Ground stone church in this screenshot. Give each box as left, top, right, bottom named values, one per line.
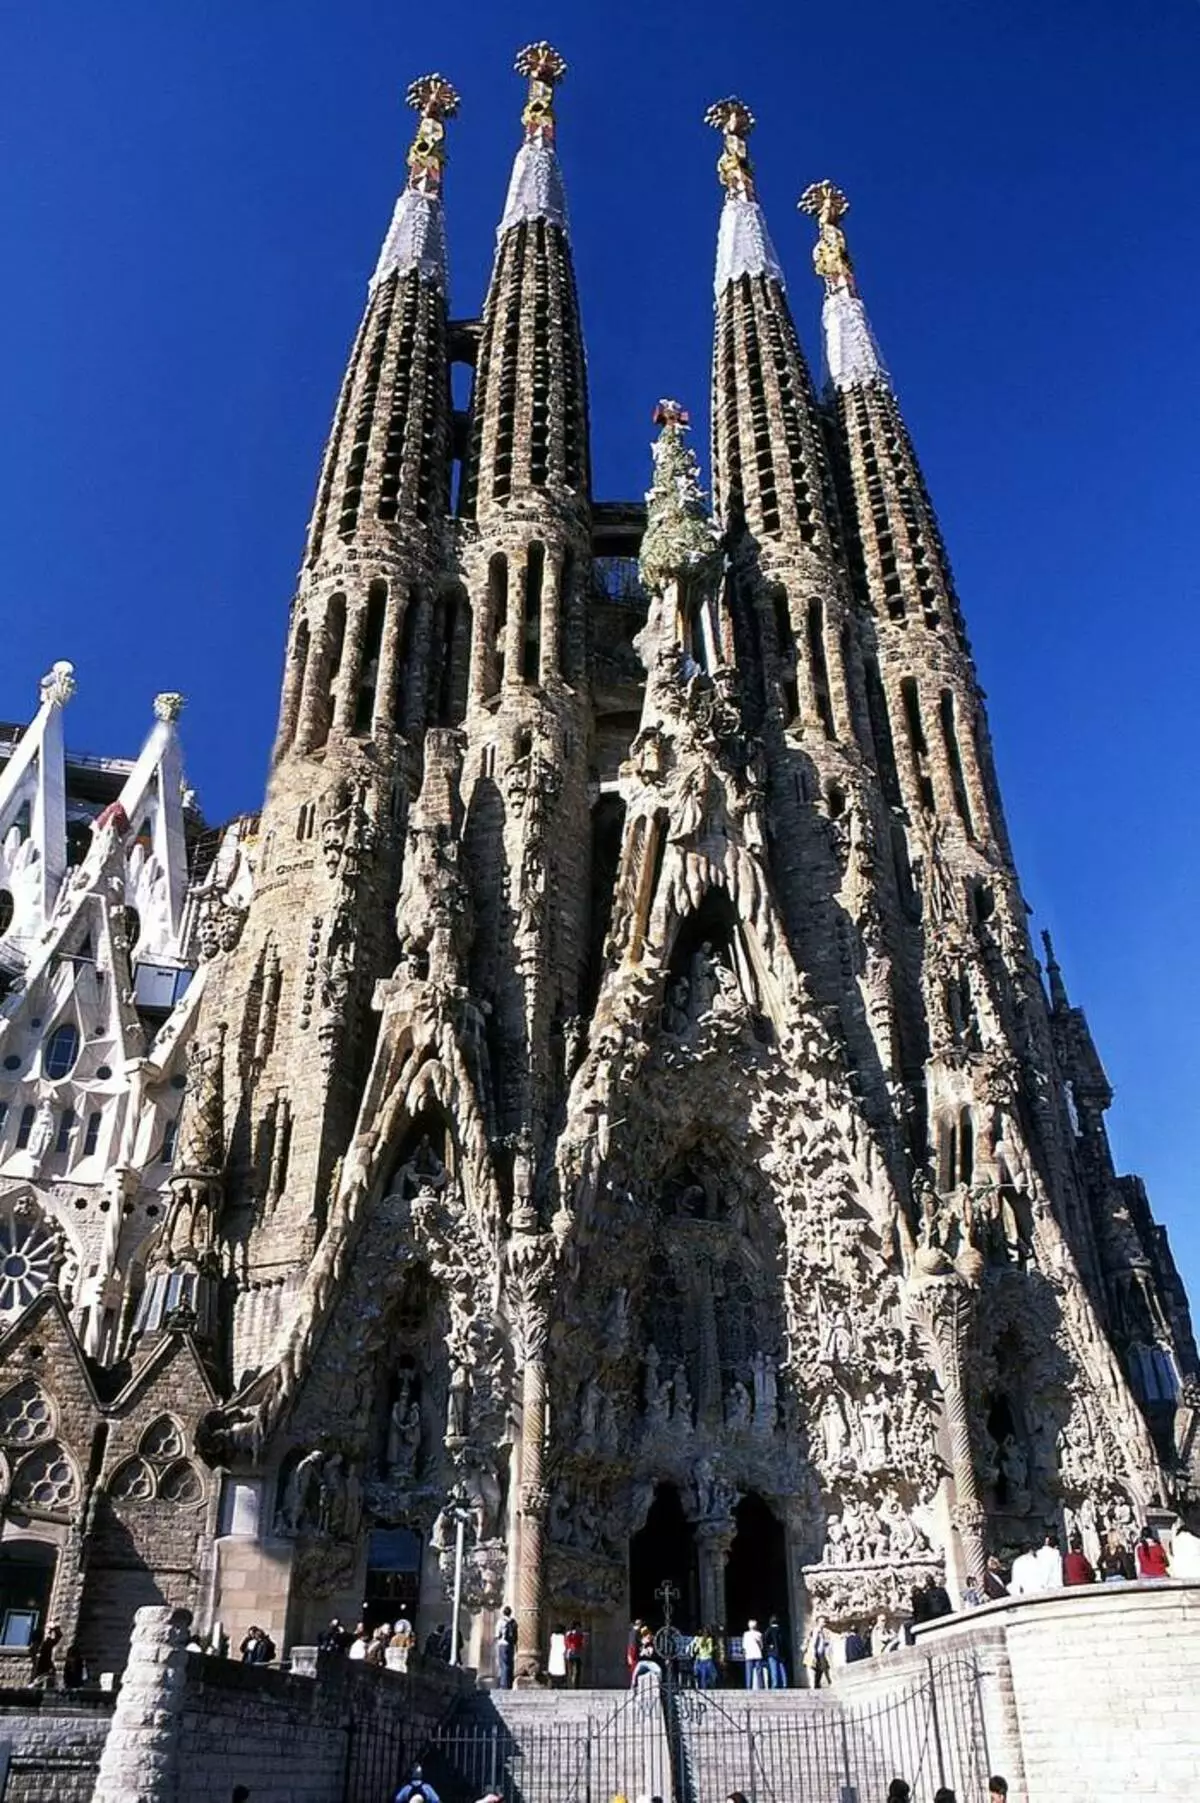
left=0, top=46, right=1196, bottom=1682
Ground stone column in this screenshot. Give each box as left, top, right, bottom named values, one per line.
left=510, top=1231, right=553, bottom=1684
left=695, top=1519, right=735, bottom=1630
left=906, top=1257, right=986, bottom=1589
left=91, top=1605, right=192, bottom=1803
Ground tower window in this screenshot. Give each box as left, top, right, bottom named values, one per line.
left=773, top=591, right=799, bottom=724
left=486, top=554, right=508, bottom=699
left=159, top=1116, right=180, bottom=1165
left=900, top=677, right=935, bottom=812
left=522, top=543, right=544, bottom=684
left=55, top=1110, right=76, bottom=1156
left=559, top=550, right=576, bottom=681
left=806, top=598, right=836, bottom=739
left=0, top=1101, right=7, bottom=1138
left=16, top=1105, right=35, bottom=1150
left=0, top=890, right=13, bottom=936
left=44, top=1024, right=81, bottom=1081
left=939, top=689, right=975, bottom=836
left=83, top=1110, right=103, bottom=1157
left=353, top=580, right=388, bottom=735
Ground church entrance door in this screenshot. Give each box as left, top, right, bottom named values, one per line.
left=724, top=1494, right=790, bottom=1668
left=629, top=1483, right=699, bottom=1629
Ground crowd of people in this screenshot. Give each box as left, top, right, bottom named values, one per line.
left=969, top=1514, right=1200, bottom=1603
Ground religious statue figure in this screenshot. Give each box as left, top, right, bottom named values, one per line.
left=26, top=1100, right=56, bottom=1165
left=276, top=1448, right=324, bottom=1537
left=858, top=1391, right=890, bottom=1470
left=579, top=1378, right=603, bottom=1449
left=447, top=1361, right=471, bottom=1440
left=1000, top=1433, right=1032, bottom=1513
left=663, top=977, right=691, bottom=1037
left=689, top=943, right=720, bottom=1019
left=726, top=1379, right=752, bottom=1430
left=751, top=1353, right=778, bottom=1431
left=671, top=1361, right=693, bottom=1428
left=643, top=1344, right=670, bottom=1425
left=386, top=1399, right=422, bottom=1477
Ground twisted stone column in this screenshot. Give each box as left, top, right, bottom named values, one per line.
left=510, top=1230, right=553, bottom=1684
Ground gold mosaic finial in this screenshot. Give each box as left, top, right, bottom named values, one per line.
left=652, top=399, right=691, bottom=431
left=404, top=73, right=460, bottom=198
left=516, top=42, right=567, bottom=145
left=799, top=180, right=855, bottom=293
left=704, top=97, right=757, bottom=200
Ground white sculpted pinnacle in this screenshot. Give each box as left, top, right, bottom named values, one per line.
left=39, top=660, right=76, bottom=708
left=498, top=143, right=569, bottom=238
left=822, top=287, right=889, bottom=391
left=714, top=194, right=785, bottom=298
left=371, top=189, right=449, bottom=293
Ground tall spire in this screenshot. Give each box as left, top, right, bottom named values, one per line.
left=463, top=41, right=589, bottom=515
left=498, top=41, right=569, bottom=235
left=371, top=73, right=460, bottom=293
left=798, top=180, right=887, bottom=390
left=705, top=98, right=784, bottom=296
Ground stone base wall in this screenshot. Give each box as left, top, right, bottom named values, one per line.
left=906, top=1577, right=1200, bottom=1802
left=0, top=1693, right=114, bottom=1803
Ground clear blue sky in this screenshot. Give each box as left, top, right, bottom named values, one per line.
left=2, top=3, right=1197, bottom=1303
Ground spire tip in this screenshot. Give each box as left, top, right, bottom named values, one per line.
left=515, top=42, right=566, bottom=144
left=704, top=97, right=757, bottom=199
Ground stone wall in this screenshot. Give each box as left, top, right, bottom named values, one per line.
left=88, top=1603, right=471, bottom=1803
left=0, top=1693, right=114, bottom=1803
left=908, top=1578, right=1200, bottom=1802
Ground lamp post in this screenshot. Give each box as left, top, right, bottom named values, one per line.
left=448, top=1504, right=472, bottom=1667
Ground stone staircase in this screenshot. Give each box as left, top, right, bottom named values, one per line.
left=667, top=1687, right=903, bottom=1803
left=434, top=1683, right=671, bottom=1803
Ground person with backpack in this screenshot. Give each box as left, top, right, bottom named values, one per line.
left=495, top=1605, right=517, bottom=1689
left=394, top=1766, right=441, bottom=1803
left=564, top=1620, right=585, bottom=1688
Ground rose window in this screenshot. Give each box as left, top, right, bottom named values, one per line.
left=10, top=1443, right=78, bottom=1512
left=139, top=1416, right=185, bottom=1462
left=0, top=1213, right=59, bottom=1316
left=0, top=1378, right=54, bottom=1445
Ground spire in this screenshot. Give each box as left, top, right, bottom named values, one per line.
left=371, top=73, right=459, bottom=293
left=799, top=180, right=887, bottom=390
left=639, top=401, right=721, bottom=594
left=499, top=42, right=569, bottom=235
left=1042, top=929, right=1071, bottom=1012
left=463, top=42, right=589, bottom=515
left=705, top=98, right=784, bottom=297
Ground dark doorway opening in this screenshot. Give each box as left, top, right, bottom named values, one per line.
left=0, top=1540, right=57, bottom=1648
left=724, top=1493, right=789, bottom=1653
left=363, top=1526, right=422, bottom=1635
left=629, top=1483, right=699, bottom=1630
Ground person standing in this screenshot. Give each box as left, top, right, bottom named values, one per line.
left=1032, top=1532, right=1063, bottom=1590
left=1135, top=1526, right=1169, bottom=1579
left=1099, top=1532, right=1134, bottom=1581
left=495, top=1607, right=516, bottom=1689
left=564, top=1620, right=585, bottom=1688
left=802, top=1615, right=830, bottom=1689
left=764, top=1614, right=788, bottom=1689
left=983, top=1556, right=1008, bottom=1600
left=388, top=1618, right=415, bottom=1672
left=692, top=1626, right=718, bottom=1690
left=1008, top=1542, right=1041, bottom=1597
left=741, top=1618, right=765, bottom=1689
left=547, top=1624, right=568, bottom=1688
left=1169, top=1515, right=1200, bottom=1578
left=869, top=1613, right=890, bottom=1657
left=626, top=1619, right=645, bottom=1679
left=30, top=1623, right=62, bottom=1690
left=988, top=1778, right=1008, bottom=1803
left=1063, top=1533, right=1095, bottom=1585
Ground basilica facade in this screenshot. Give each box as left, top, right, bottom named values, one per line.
left=0, top=48, right=1196, bottom=1682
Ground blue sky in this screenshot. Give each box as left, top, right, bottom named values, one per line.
left=2, top=3, right=1198, bottom=1303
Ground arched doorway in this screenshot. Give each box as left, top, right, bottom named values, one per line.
left=629, top=1484, right=699, bottom=1629
left=363, top=1526, right=422, bottom=1634
left=724, top=1494, right=789, bottom=1656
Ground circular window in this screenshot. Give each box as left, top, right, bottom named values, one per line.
left=0, top=890, right=13, bottom=936
left=96, top=1064, right=112, bottom=1081
left=0, top=1216, right=58, bottom=1316
left=3, top=1056, right=20, bottom=1072
left=43, top=1022, right=80, bottom=1081
left=3, top=1254, right=28, bottom=1280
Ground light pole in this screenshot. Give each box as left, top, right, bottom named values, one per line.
left=449, top=1504, right=471, bottom=1667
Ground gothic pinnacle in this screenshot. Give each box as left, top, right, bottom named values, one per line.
left=499, top=43, right=569, bottom=235
left=706, top=96, right=783, bottom=297
left=370, top=71, right=459, bottom=292
left=800, top=177, right=887, bottom=390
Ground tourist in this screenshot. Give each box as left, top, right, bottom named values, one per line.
left=692, top=1625, right=718, bottom=1690
left=626, top=1619, right=645, bottom=1678
left=922, top=1574, right=952, bottom=1619
left=870, top=1613, right=890, bottom=1656
left=764, top=1614, right=788, bottom=1688
left=630, top=1634, right=660, bottom=1689
left=317, top=1617, right=349, bottom=1655
left=1135, top=1525, right=1169, bottom=1579
left=348, top=1624, right=370, bottom=1660
left=741, top=1617, right=766, bottom=1689
left=983, top=1556, right=1008, bottom=1600
left=1099, top=1531, right=1134, bottom=1582
left=387, top=1618, right=415, bottom=1672
left=62, top=1643, right=85, bottom=1690
left=727, top=1791, right=750, bottom=1803
left=365, top=1624, right=389, bottom=1667
left=1032, top=1532, right=1063, bottom=1589
left=565, top=1619, right=585, bottom=1687
left=547, top=1623, right=568, bottom=1688
left=30, top=1621, right=62, bottom=1689
left=933, top=1789, right=956, bottom=1803
left=886, top=1781, right=911, bottom=1803
left=394, top=1764, right=440, bottom=1803
left=802, top=1614, right=831, bottom=1689
left=988, top=1778, right=1008, bottom=1803
left=1169, top=1515, right=1200, bottom=1578
left=845, top=1625, right=870, bottom=1663
left=1063, top=1532, right=1095, bottom=1585
left=239, top=1625, right=275, bottom=1665
left=495, top=1606, right=517, bottom=1689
